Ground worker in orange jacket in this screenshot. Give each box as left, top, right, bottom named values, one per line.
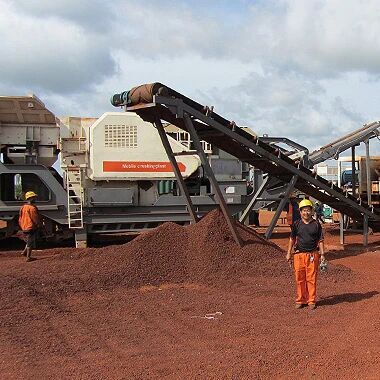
left=286, top=199, right=326, bottom=310
left=19, top=191, right=40, bottom=262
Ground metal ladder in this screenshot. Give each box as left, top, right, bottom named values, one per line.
left=66, top=167, right=84, bottom=229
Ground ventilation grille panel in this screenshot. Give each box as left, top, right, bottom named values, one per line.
left=104, top=125, right=138, bottom=148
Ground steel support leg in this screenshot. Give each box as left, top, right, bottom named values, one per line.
left=75, top=228, right=87, bottom=248
left=351, top=146, right=356, bottom=197
left=363, top=140, right=371, bottom=247
left=364, top=139, right=372, bottom=206
left=363, top=214, right=369, bottom=247
left=264, top=175, right=298, bottom=240
left=154, top=117, right=198, bottom=224
left=183, top=114, right=243, bottom=247
left=339, top=213, right=345, bottom=245
left=239, top=175, right=270, bottom=223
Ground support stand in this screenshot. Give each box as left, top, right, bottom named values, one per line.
left=351, top=146, right=356, bottom=197
left=363, top=214, right=369, bottom=247
left=75, top=228, right=87, bottom=248
left=264, top=175, right=298, bottom=239
left=339, top=213, right=345, bottom=245
left=364, top=139, right=372, bottom=207
left=183, top=114, right=243, bottom=247
left=239, top=175, right=270, bottom=224
left=154, top=117, right=198, bottom=224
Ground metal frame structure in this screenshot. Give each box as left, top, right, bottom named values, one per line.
left=154, top=116, right=198, bottom=225
left=309, top=121, right=379, bottom=246
left=183, top=114, right=243, bottom=246
left=154, top=112, right=243, bottom=246
left=0, top=96, right=251, bottom=246
left=308, top=122, right=380, bottom=166
left=336, top=143, right=378, bottom=245
left=123, top=88, right=379, bottom=245
left=2, top=89, right=377, bottom=247
left=0, top=164, right=68, bottom=237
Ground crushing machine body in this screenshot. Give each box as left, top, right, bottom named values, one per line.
left=0, top=96, right=251, bottom=246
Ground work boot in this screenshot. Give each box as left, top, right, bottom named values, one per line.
left=295, top=304, right=304, bottom=309
left=309, top=304, right=317, bottom=310
left=26, top=248, right=32, bottom=262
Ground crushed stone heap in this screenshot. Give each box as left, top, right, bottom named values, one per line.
left=42, top=209, right=287, bottom=293
left=6, top=208, right=353, bottom=297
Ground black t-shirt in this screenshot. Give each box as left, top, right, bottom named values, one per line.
left=291, top=219, right=323, bottom=252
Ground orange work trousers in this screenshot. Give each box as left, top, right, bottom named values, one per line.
left=293, top=252, right=319, bottom=305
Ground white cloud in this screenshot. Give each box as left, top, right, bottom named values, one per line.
left=198, top=67, right=379, bottom=151
left=0, top=0, right=379, bottom=154
left=238, top=0, right=380, bottom=76
left=114, top=1, right=226, bottom=59
left=110, top=51, right=256, bottom=97
left=10, top=0, right=114, bottom=32
left=0, top=1, right=116, bottom=93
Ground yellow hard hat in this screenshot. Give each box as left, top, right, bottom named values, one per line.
left=299, top=199, right=313, bottom=209
left=25, top=191, right=38, bottom=200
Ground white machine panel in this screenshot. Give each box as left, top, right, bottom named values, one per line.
left=89, top=113, right=200, bottom=180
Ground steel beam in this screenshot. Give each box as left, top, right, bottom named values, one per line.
left=309, top=121, right=380, bottom=165
left=183, top=114, right=243, bottom=247
left=264, top=175, right=298, bottom=239
left=166, top=98, right=376, bottom=220
left=147, top=96, right=379, bottom=233
left=364, top=139, right=372, bottom=206
left=363, top=214, right=369, bottom=247
left=154, top=117, right=198, bottom=224
left=239, top=175, right=270, bottom=223
left=351, top=146, right=356, bottom=197
left=155, top=96, right=380, bottom=219
left=339, top=213, right=345, bottom=245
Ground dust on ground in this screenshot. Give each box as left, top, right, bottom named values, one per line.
left=1, top=209, right=379, bottom=379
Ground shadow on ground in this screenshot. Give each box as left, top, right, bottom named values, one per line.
left=318, top=291, right=379, bottom=306
left=327, top=245, right=380, bottom=260
left=0, top=234, right=139, bottom=252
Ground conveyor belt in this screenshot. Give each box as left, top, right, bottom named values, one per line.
left=114, top=83, right=380, bottom=231
left=309, top=121, right=380, bottom=165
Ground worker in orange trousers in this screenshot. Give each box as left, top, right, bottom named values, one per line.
left=19, top=191, right=40, bottom=262
left=286, top=199, right=326, bottom=310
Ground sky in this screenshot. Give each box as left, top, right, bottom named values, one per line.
left=1, top=0, right=379, bottom=155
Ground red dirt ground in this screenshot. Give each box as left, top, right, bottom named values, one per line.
left=1, top=209, right=380, bottom=379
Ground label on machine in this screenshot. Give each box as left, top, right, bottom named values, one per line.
left=103, top=161, right=187, bottom=173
